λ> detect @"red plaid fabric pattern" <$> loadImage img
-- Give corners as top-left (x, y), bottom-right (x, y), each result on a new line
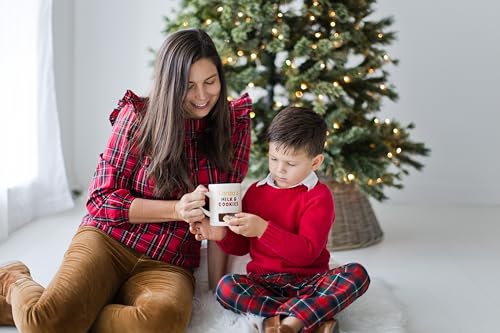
top-left (80, 90), bottom-right (252, 269)
top-left (216, 263), bottom-right (370, 333)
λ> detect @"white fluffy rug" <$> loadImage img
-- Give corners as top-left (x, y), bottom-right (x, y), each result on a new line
top-left (189, 248), bottom-right (407, 333)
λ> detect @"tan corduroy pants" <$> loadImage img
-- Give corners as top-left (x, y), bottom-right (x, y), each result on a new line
top-left (9, 227), bottom-right (195, 333)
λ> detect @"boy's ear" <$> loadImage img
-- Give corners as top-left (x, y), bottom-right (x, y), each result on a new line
top-left (311, 154), bottom-right (324, 171)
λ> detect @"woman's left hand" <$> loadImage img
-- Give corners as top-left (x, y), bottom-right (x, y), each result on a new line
top-left (189, 217), bottom-right (227, 241)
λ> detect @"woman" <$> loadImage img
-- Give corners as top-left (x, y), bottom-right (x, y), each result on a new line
top-left (0, 28), bottom-right (252, 333)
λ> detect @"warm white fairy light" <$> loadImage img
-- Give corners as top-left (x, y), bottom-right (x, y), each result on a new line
top-left (320, 63), bottom-right (326, 69)
top-left (373, 118), bottom-right (380, 124)
top-left (309, 15), bottom-right (316, 21)
top-left (343, 76), bottom-right (351, 83)
top-left (378, 33), bottom-right (384, 39)
top-left (314, 32), bottom-right (321, 38)
top-left (217, 6), bottom-right (224, 12)
top-left (272, 28), bottom-right (279, 36)
top-left (275, 101), bottom-right (283, 108)
top-left (205, 19), bottom-right (212, 25)
top-left (295, 91), bottom-right (303, 98)
top-left (226, 56), bottom-right (234, 63)
top-left (311, 44), bottom-right (318, 49)
top-left (393, 128), bottom-right (399, 134)
top-left (237, 50), bottom-right (244, 57)
top-left (333, 122), bottom-right (340, 129)
top-left (313, 1), bottom-right (319, 6)
top-left (300, 83), bottom-right (308, 90)
top-left (383, 54), bottom-right (390, 62)
top-left (387, 152), bottom-right (393, 158)
top-left (245, 17), bottom-right (251, 23)
top-left (333, 81), bottom-right (339, 87)
top-left (384, 118), bottom-right (391, 124)
top-left (250, 53), bottom-right (257, 60)
top-left (285, 59), bottom-right (292, 66)
top-left (227, 96), bottom-right (233, 101)
top-left (182, 21), bottom-right (189, 27)
top-left (367, 179), bottom-right (374, 186)
top-left (368, 68), bottom-right (375, 74)
top-left (347, 174), bottom-right (355, 181)
top-left (318, 94), bottom-right (324, 100)
top-left (330, 22), bottom-right (336, 27)
top-left (248, 82), bottom-right (255, 88)
top-left (277, 12), bottom-right (283, 18)
top-left (396, 147), bottom-right (402, 154)
top-left (329, 10), bottom-right (336, 17)
top-left (278, 34), bottom-right (284, 40)
top-left (249, 111), bottom-right (255, 119)
top-left (379, 84), bottom-right (386, 90)
top-left (237, 12), bottom-right (244, 17)
top-left (376, 178), bottom-right (383, 184)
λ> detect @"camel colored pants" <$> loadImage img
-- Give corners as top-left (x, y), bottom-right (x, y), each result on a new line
top-left (9, 227), bottom-right (195, 333)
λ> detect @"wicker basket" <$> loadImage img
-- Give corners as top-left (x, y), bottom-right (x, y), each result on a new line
top-left (323, 179), bottom-right (383, 251)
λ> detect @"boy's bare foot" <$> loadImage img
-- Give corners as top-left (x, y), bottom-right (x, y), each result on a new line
top-left (280, 316), bottom-right (304, 333)
top-left (263, 315), bottom-right (280, 333)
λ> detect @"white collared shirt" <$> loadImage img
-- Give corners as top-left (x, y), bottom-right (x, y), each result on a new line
top-left (256, 172), bottom-right (318, 190)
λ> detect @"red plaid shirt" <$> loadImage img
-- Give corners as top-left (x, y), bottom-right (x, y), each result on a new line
top-left (81, 90), bottom-right (252, 269)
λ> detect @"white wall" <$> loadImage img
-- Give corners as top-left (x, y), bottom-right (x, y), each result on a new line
top-left (53, 0), bottom-right (500, 205)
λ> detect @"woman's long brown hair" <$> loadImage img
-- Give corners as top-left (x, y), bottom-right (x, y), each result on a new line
top-left (136, 29), bottom-right (231, 197)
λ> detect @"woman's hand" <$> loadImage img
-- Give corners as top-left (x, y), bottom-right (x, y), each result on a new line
top-left (189, 217), bottom-right (227, 241)
top-left (226, 213), bottom-right (268, 238)
top-left (175, 185), bottom-right (207, 223)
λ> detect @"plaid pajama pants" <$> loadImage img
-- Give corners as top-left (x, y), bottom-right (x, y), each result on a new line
top-left (215, 263), bottom-right (370, 333)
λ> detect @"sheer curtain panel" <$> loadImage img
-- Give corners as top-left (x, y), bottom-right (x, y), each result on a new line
top-left (0, 0), bottom-right (73, 242)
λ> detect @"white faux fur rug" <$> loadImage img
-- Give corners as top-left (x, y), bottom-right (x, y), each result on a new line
top-left (189, 249), bottom-right (407, 333)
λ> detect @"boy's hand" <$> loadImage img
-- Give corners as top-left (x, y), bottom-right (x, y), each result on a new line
top-left (225, 213), bottom-right (268, 238)
top-left (189, 217), bottom-right (227, 241)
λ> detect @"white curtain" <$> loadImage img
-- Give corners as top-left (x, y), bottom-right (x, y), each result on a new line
top-left (0, 0), bottom-right (73, 242)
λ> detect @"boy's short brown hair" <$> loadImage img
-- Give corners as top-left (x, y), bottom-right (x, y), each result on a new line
top-left (266, 106), bottom-right (327, 157)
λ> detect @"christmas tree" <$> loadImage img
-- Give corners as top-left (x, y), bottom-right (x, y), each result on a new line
top-left (163, 0), bottom-right (430, 201)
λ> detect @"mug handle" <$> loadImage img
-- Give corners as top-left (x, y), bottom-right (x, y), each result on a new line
top-left (201, 192), bottom-right (211, 217)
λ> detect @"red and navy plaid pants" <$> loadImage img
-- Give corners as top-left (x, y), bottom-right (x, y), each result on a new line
top-left (215, 263), bottom-right (370, 333)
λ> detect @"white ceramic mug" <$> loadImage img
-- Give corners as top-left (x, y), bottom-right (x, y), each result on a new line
top-left (201, 183), bottom-right (242, 226)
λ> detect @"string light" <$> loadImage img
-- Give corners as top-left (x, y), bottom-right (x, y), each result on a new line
top-left (300, 83), bottom-right (308, 90)
top-left (343, 76), bottom-right (351, 83)
top-left (378, 33), bottom-right (384, 39)
top-left (309, 15), bottom-right (316, 21)
top-left (250, 53), bottom-right (257, 60)
top-left (368, 68), bottom-right (375, 74)
top-left (227, 96), bottom-right (233, 102)
top-left (217, 6), bottom-right (223, 12)
top-left (277, 12), bottom-right (283, 18)
top-left (376, 178), bottom-right (383, 184)
top-left (272, 28), bottom-right (279, 36)
top-left (368, 179), bottom-right (374, 186)
top-left (379, 84), bottom-right (386, 90)
top-left (393, 128), bottom-right (399, 134)
top-left (330, 22), bottom-right (336, 27)
top-left (285, 59), bottom-right (292, 66)
top-left (320, 63), bottom-right (326, 69)
top-left (347, 174), bottom-right (355, 181)
top-left (278, 34), bottom-right (284, 40)
top-left (384, 118), bottom-right (391, 124)
top-left (317, 94), bottom-right (324, 100)
top-left (387, 152), bottom-right (393, 158)
top-left (313, 1), bottom-right (319, 6)
top-left (248, 82), bottom-right (255, 88)
top-left (373, 118), bottom-right (380, 124)
top-left (249, 111), bottom-right (256, 119)
top-left (396, 147), bottom-right (402, 154)
top-left (314, 32), bottom-right (321, 38)
top-left (333, 122), bottom-right (340, 129)
top-left (237, 12), bottom-right (244, 17)
top-left (204, 19), bottom-right (212, 25)
top-left (311, 44), bottom-right (318, 49)
top-left (333, 81), bottom-right (339, 87)
top-left (329, 10), bottom-right (336, 17)
top-left (182, 21), bottom-right (189, 27)
top-left (237, 50), bottom-right (244, 57)
top-left (383, 54), bottom-right (390, 62)
top-left (295, 91), bottom-right (303, 98)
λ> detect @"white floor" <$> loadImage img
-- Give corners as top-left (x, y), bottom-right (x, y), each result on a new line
top-left (1, 199), bottom-right (499, 333)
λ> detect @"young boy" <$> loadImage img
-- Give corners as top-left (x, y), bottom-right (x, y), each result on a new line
top-left (191, 106), bottom-right (370, 333)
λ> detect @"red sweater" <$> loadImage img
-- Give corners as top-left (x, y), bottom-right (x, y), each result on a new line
top-left (217, 181), bottom-right (335, 275)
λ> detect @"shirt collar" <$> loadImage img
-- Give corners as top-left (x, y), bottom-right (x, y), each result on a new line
top-left (256, 172), bottom-right (318, 190)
